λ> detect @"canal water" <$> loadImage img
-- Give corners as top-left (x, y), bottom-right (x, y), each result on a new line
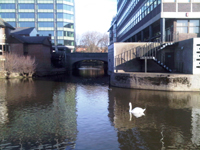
top-left (0, 66), bottom-right (200, 149)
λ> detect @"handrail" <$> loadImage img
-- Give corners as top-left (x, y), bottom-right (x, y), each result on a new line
top-left (115, 32), bottom-right (179, 68)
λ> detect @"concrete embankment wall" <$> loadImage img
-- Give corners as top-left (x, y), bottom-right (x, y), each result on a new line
top-left (110, 72), bottom-right (200, 91)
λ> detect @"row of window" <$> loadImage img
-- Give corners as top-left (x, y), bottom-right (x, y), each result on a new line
top-left (39, 31), bottom-right (74, 37)
top-left (7, 21), bottom-right (74, 28)
top-left (0, 0), bottom-right (74, 3)
top-left (0, 12), bottom-right (74, 20)
top-left (57, 22), bottom-right (74, 28)
top-left (0, 4), bottom-right (74, 11)
top-left (117, 0), bottom-right (140, 27)
top-left (177, 20), bottom-right (200, 33)
top-left (57, 40), bottom-right (74, 46)
top-left (57, 31), bottom-right (74, 37)
top-left (118, 0), bottom-right (161, 38)
top-left (39, 30), bottom-right (54, 36)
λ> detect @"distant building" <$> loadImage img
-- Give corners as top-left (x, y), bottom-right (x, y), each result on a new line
top-left (108, 0), bottom-right (200, 44)
top-left (0, 18), bottom-right (14, 57)
top-left (11, 27), bottom-right (38, 37)
top-left (0, 0), bottom-right (75, 51)
top-left (0, 18), bottom-right (52, 76)
top-left (8, 34), bottom-right (52, 75)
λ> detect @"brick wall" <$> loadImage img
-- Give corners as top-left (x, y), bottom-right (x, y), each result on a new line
top-left (27, 44), bottom-right (52, 72)
top-left (178, 33), bottom-right (198, 41)
top-left (10, 44), bottom-right (24, 55)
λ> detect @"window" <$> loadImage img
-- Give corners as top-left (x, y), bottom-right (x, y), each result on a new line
top-left (57, 31), bottom-right (63, 36)
top-left (63, 31), bottom-right (74, 37)
top-left (0, 4), bottom-right (15, 9)
top-left (57, 13), bottom-right (74, 20)
top-left (0, 13), bottom-right (15, 18)
top-left (177, 20), bottom-right (188, 33)
top-left (64, 0), bottom-right (73, 2)
top-left (57, 22), bottom-right (64, 27)
top-left (38, 4), bottom-right (54, 9)
top-left (39, 31), bottom-right (54, 36)
top-left (189, 20), bottom-right (199, 33)
top-left (64, 23), bottom-right (74, 28)
top-left (38, 22), bottom-right (54, 27)
top-left (57, 4), bottom-right (74, 11)
top-left (18, 4), bottom-right (34, 9)
top-left (19, 13), bottom-right (34, 18)
top-left (7, 22), bottom-right (16, 27)
top-left (64, 40), bottom-right (74, 46)
top-left (38, 13), bottom-right (54, 18)
top-left (57, 39), bottom-right (64, 45)
top-left (193, 0), bottom-right (200, 2)
top-left (19, 22), bottom-right (35, 27)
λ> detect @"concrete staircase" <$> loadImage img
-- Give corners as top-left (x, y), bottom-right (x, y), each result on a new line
top-left (138, 41), bottom-right (176, 72)
top-left (114, 33), bottom-right (179, 73)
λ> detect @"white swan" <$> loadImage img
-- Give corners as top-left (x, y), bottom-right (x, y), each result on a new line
top-left (129, 102), bottom-right (146, 115)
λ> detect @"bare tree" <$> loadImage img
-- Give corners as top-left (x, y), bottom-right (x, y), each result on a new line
top-left (79, 31), bottom-right (109, 53)
top-left (99, 33), bottom-right (109, 52)
top-left (4, 53), bottom-right (36, 78)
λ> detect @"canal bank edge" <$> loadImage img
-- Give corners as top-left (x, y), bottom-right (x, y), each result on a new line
top-left (110, 72), bottom-right (200, 91)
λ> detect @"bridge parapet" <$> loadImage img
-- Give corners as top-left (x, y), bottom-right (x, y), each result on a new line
top-left (66, 52), bottom-right (108, 71)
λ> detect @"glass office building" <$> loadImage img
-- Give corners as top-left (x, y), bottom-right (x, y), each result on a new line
top-left (0, 0), bottom-right (75, 50)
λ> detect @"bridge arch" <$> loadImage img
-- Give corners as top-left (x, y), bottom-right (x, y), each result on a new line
top-left (66, 53), bottom-right (108, 72)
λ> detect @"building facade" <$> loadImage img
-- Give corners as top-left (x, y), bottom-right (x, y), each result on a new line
top-left (0, 0), bottom-right (75, 51)
top-left (109, 0), bottom-right (200, 44)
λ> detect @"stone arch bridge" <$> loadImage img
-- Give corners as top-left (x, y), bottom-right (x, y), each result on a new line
top-left (66, 53), bottom-right (108, 71)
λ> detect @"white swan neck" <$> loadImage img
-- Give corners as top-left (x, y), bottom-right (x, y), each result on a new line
top-left (129, 102), bottom-right (132, 112)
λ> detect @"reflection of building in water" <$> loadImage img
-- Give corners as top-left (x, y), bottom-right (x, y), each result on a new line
top-left (0, 80), bottom-right (8, 124)
top-left (191, 108), bottom-right (200, 145)
top-left (0, 101), bottom-right (8, 124)
top-left (0, 79), bottom-right (77, 149)
top-left (108, 87), bottom-right (200, 149)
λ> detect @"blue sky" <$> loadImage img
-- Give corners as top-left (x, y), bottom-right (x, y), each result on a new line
top-left (75, 0), bottom-right (117, 36)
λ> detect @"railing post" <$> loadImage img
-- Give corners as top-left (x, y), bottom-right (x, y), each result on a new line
top-left (145, 57), bottom-right (147, 73)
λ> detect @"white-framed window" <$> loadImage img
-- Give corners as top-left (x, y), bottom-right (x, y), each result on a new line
top-left (177, 20), bottom-right (188, 33)
top-left (189, 20), bottom-right (199, 33)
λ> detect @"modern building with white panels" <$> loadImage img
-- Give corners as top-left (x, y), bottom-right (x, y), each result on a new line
top-left (108, 0), bottom-right (200, 91)
top-left (0, 0), bottom-right (75, 51)
top-left (109, 0), bottom-right (200, 44)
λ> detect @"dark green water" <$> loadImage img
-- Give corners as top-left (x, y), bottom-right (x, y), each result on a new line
top-left (0, 67), bottom-right (200, 149)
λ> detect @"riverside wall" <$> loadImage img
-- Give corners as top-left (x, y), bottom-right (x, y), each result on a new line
top-left (110, 72), bottom-right (200, 91)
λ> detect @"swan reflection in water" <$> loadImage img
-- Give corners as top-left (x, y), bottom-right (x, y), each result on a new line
top-left (129, 111), bottom-right (145, 121)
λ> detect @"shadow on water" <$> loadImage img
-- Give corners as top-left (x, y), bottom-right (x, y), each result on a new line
top-left (108, 87), bottom-right (200, 150)
top-left (0, 78), bottom-right (77, 149)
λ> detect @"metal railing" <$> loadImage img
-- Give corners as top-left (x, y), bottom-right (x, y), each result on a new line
top-left (137, 32), bottom-right (179, 58)
top-left (114, 32), bottom-right (179, 68)
top-left (115, 47), bottom-right (137, 67)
